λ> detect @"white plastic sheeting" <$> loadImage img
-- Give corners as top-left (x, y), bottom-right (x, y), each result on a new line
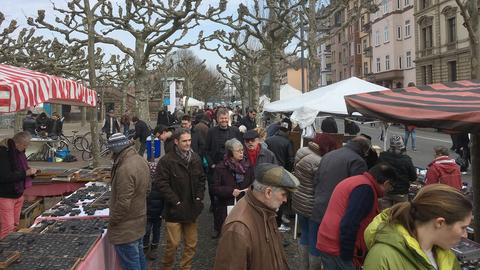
top-left (183, 96), bottom-right (205, 107)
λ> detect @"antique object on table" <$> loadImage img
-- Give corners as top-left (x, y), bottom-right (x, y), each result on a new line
top-left (0, 251), bottom-right (20, 269)
top-left (32, 218), bottom-right (107, 236)
top-left (452, 238), bottom-right (480, 262)
top-left (51, 169), bottom-right (79, 182)
top-left (7, 255), bottom-right (79, 270)
top-left (408, 181), bottom-right (425, 201)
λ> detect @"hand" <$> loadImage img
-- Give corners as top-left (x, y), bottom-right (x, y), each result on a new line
top-left (26, 168), bottom-right (38, 176)
top-left (195, 197), bottom-right (201, 201)
top-left (176, 201), bottom-right (181, 205)
top-left (232, 189), bottom-right (242, 197)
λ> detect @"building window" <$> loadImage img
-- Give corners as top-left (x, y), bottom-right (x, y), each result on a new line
top-left (363, 39), bottom-right (367, 49)
top-left (364, 62), bottom-right (369, 75)
top-left (375, 31), bottom-right (380, 46)
top-left (422, 65), bottom-right (433, 84)
top-left (420, 0), bottom-right (430, 9)
top-left (421, 25), bottom-right (433, 49)
top-left (338, 33), bottom-right (341, 43)
top-left (404, 0), bottom-right (410, 6)
top-left (376, 58), bottom-right (381, 72)
top-left (397, 0), bottom-right (401, 9)
top-left (383, 0), bottom-right (389, 14)
top-left (339, 71), bottom-right (343, 80)
top-left (357, 44), bottom-right (361, 54)
top-left (399, 56), bottom-right (403, 69)
top-left (405, 20), bottom-right (411, 37)
top-left (384, 26), bottom-right (389, 43)
top-left (406, 51), bottom-right (412, 68)
top-left (339, 51), bottom-right (342, 63)
top-left (385, 55), bottom-right (390, 70)
top-left (447, 17), bottom-right (457, 43)
top-left (396, 26), bottom-right (402, 40)
top-left (448, 61), bottom-right (457, 81)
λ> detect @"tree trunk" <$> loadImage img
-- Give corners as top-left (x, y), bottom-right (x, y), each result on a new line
top-left (81, 107), bottom-right (87, 127)
top-left (120, 87), bottom-right (127, 115)
top-left (14, 111), bottom-right (25, 134)
top-left (84, 0), bottom-right (100, 168)
top-left (134, 38), bottom-right (150, 121)
top-left (100, 88), bottom-right (105, 123)
top-left (270, 50), bottom-right (281, 101)
top-left (307, 0), bottom-right (320, 91)
top-left (251, 65), bottom-right (260, 111)
top-left (184, 79), bottom-right (190, 114)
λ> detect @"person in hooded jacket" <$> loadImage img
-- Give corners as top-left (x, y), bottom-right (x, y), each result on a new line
top-left (377, 135), bottom-right (417, 209)
top-left (143, 161), bottom-right (164, 260)
top-left (22, 111), bottom-right (37, 136)
top-left (363, 184), bottom-right (471, 270)
top-left (425, 146), bottom-right (462, 190)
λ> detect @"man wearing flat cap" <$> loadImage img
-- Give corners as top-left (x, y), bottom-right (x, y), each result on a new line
top-left (243, 129), bottom-right (277, 168)
top-left (214, 163), bottom-right (299, 270)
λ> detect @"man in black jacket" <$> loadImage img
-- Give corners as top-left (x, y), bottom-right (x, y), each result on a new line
top-left (22, 111), bottom-right (37, 136)
top-left (240, 108), bottom-right (257, 131)
top-left (102, 109), bottom-right (120, 139)
top-left (265, 122), bottom-right (294, 172)
top-left (132, 116), bottom-right (151, 157)
top-left (180, 115), bottom-right (204, 157)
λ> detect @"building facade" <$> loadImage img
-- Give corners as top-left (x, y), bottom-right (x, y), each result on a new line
top-left (370, 0), bottom-right (416, 89)
top-left (414, 0), bottom-right (471, 84)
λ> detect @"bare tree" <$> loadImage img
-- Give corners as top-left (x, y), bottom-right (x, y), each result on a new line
top-left (29, 0), bottom-right (225, 121)
top-left (194, 68), bottom-right (226, 105)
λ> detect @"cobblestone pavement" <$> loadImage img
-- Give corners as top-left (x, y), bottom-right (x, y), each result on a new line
top-left (146, 196), bottom-right (301, 270)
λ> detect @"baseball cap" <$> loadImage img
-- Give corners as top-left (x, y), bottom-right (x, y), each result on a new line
top-left (254, 163), bottom-right (300, 192)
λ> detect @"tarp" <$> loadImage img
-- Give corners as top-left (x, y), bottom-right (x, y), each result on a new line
top-left (183, 96), bottom-right (204, 107)
top-left (344, 80), bottom-right (480, 133)
top-left (260, 84), bottom-right (302, 106)
top-left (264, 77), bottom-right (388, 128)
top-left (0, 64), bottom-right (97, 113)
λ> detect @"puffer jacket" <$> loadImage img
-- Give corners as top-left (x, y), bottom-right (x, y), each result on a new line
top-left (377, 150), bottom-right (417, 194)
top-left (292, 142), bottom-right (322, 217)
top-left (425, 156), bottom-right (462, 190)
top-left (364, 210), bottom-right (461, 270)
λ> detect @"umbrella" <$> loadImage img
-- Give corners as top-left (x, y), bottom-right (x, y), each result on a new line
top-left (0, 64), bottom-right (97, 113)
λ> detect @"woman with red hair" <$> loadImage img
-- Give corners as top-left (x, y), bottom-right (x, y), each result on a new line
top-left (292, 133), bottom-right (338, 269)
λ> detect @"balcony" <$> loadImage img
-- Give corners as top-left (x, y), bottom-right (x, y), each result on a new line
top-left (363, 46), bottom-right (372, 57)
top-left (418, 48), bottom-right (433, 57)
top-left (362, 22), bottom-right (371, 33)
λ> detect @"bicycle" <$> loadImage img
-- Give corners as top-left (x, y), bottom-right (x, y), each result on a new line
top-left (81, 133), bottom-right (109, 161)
top-left (57, 130), bottom-right (89, 151)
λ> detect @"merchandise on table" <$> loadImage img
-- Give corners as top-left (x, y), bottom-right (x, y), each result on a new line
top-left (7, 256), bottom-right (79, 270)
top-left (32, 218), bottom-right (107, 235)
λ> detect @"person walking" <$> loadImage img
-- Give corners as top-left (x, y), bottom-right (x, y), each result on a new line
top-left (265, 122), bottom-right (294, 172)
top-left (181, 115), bottom-right (205, 156)
top-left (425, 146), bottom-right (462, 190)
top-left (316, 163), bottom-right (397, 269)
top-left (292, 133), bottom-right (337, 270)
top-left (102, 109), bottom-right (121, 139)
top-left (107, 133), bottom-right (150, 270)
top-left (154, 128), bottom-right (206, 270)
top-left (214, 163), bottom-right (300, 270)
top-left (243, 130), bottom-right (277, 167)
top-left (310, 136), bottom-right (370, 252)
top-left (240, 108), bottom-right (257, 131)
top-left (212, 138), bottom-right (254, 238)
top-left (404, 125), bottom-right (417, 151)
top-left (153, 125), bottom-right (175, 156)
top-left (0, 132), bottom-right (37, 239)
top-left (132, 116), bottom-right (151, 157)
top-left (363, 184), bottom-right (472, 270)
top-left (377, 135), bottom-right (417, 209)
top-left (143, 162), bottom-right (164, 260)
top-left (120, 109), bottom-right (131, 135)
top-left (321, 116), bottom-right (338, 133)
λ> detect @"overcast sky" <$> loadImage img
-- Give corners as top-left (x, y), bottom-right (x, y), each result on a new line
top-left (1, 0), bottom-right (246, 70)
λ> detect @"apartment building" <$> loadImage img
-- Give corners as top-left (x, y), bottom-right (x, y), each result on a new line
top-left (370, 0), bottom-right (416, 89)
top-left (359, 12), bottom-right (372, 80)
top-left (414, 0), bottom-right (471, 84)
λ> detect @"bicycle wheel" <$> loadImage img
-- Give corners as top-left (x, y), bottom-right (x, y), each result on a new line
top-left (58, 140), bottom-right (69, 150)
top-left (82, 150), bottom-right (93, 161)
top-left (80, 132), bottom-right (91, 151)
top-left (73, 136), bottom-right (89, 151)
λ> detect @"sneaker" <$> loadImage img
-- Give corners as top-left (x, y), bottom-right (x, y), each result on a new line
top-left (412, 148), bottom-right (417, 152)
top-left (281, 215), bottom-right (290, 224)
top-left (278, 224), bottom-right (291, 232)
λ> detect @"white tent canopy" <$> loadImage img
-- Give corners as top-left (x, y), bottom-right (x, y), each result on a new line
top-left (263, 77), bottom-right (388, 128)
top-left (183, 96), bottom-right (204, 107)
top-left (260, 84), bottom-right (301, 106)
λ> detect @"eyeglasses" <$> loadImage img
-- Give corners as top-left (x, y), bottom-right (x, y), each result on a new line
top-left (233, 148), bottom-right (244, 153)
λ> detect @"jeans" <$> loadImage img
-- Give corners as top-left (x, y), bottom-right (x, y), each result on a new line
top-left (319, 252), bottom-right (356, 270)
top-left (114, 238), bottom-right (146, 270)
top-left (301, 217), bottom-right (321, 256)
top-left (0, 196), bottom-right (24, 239)
top-left (404, 129), bottom-right (416, 150)
top-left (143, 218), bottom-right (161, 246)
top-left (163, 222), bottom-right (198, 270)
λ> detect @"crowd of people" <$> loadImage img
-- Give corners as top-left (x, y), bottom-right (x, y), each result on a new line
top-left (1, 104), bottom-right (472, 270)
top-left (22, 110), bottom-right (63, 137)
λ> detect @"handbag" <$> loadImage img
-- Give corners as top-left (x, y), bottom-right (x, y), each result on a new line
top-left (227, 197), bottom-right (237, 215)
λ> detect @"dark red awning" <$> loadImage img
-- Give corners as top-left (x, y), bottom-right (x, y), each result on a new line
top-left (344, 80), bottom-right (480, 133)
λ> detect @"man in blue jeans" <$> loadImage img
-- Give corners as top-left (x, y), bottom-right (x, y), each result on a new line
top-left (107, 133), bottom-right (150, 270)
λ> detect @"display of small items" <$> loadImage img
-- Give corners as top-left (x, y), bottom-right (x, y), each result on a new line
top-left (1, 232), bottom-right (99, 260)
top-left (7, 256), bottom-right (79, 270)
top-left (32, 218), bottom-right (107, 235)
top-left (452, 238), bottom-right (480, 269)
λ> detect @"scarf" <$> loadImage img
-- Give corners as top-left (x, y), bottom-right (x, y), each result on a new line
top-left (224, 154), bottom-right (249, 175)
top-left (247, 144), bottom-right (261, 167)
top-left (175, 146), bottom-right (193, 163)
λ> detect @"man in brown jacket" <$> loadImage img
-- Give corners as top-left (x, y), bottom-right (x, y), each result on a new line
top-left (155, 128), bottom-right (206, 270)
top-left (107, 133), bottom-right (150, 270)
top-left (214, 163), bottom-right (300, 270)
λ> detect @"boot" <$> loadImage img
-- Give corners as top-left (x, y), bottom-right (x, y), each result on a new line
top-left (148, 243), bottom-right (159, 260)
top-left (298, 244), bottom-right (309, 270)
top-left (309, 254), bottom-right (323, 270)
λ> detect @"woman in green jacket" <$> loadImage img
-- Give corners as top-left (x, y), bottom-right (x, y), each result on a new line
top-left (363, 184), bottom-right (472, 270)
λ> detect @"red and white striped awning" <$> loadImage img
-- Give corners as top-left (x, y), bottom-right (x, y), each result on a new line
top-left (0, 64), bottom-right (97, 113)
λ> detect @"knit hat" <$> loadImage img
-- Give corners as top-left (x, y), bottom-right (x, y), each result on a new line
top-left (254, 163), bottom-right (300, 192)
top-left (107, 133), bottom-right (131, 154)
top-left (389, 135), bottom-right (405, 150)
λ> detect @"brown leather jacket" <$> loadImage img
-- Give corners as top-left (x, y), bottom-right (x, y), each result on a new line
top-left (214, 191), bottom-right (289, 270)
top-left (107, 146), bottom-right (150, 245)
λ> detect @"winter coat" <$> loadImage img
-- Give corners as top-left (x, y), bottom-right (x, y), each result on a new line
top-left (378, 150), bottom-right (417, 194)
top-left (0, 139), bottom-right (29, 199)
top-left (240, 116), bottom-right (256, 130)
top-left (363, 210), bottom-right (461, 270)
top-left (212, 162), bottom-right (254, 231)
top-left (22, 116), bottom-right (37, 136)
top-left (154, 150), bottom-right (206, 223)
top-left (194, 121), bottom-right (209, 142)
top-left (292, 142), bottom-right (322, 218)
top-left (206, 126), bottom-right (242, 167)
top-left (147, 162), bottom-right (164, 220)
top-left (214, 191), bottom-right (289, 270)
top-left (47, 119), bottom-right (63, 137)
top-left (256, 145), bottom-right (278, 167)
top-left (425, 156), bottom-right (462, 190)
top-left (190, 129), bottom-right (205, 157)
top-left (265, 130), bottom-right (295, 171)
top-left (102, 116), bottom-right (120, 135)
top-left (156, 110), bottom-right (172, 126)
top-left (310, 141), bottom-right (368, 223)
top-left (108, 146), bottom-right (150, 245)
top-left (133, 120), bottom-right (151, 143)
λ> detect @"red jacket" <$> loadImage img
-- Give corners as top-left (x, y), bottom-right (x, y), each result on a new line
top-left (425, 156), bottom-right (462, 190)
top-left (316, 172), bottom-right (381, 266)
